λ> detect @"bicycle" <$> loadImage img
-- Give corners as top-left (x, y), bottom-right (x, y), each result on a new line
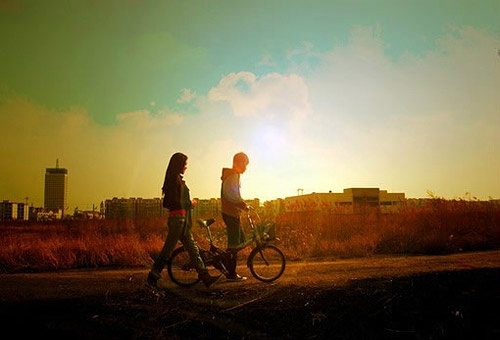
top-left (167, 208), bottom-right (286, 287)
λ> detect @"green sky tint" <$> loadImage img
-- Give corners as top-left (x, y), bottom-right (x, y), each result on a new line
top-left (2, 0), bottom-right (498, 124)
top-left (1, 0), bottom-right (499, 210)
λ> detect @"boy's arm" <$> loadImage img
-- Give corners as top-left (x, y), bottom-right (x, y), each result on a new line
top-left (222, 174), bottom-right (248, 210)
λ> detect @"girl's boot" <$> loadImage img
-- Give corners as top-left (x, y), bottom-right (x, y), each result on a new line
top-left (199, 270), bottom-right (221, 288)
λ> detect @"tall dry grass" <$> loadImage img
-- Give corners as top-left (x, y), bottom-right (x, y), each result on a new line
top-left (0, 198), bottom-right (498, 273)
top-left (277, 198), bottom-right (500, 260)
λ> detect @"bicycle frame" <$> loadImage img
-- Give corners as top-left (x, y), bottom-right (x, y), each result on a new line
top-left (167, 209), bottom-right (285, 287)
top-left (199, 210), bottom-right (277, 253)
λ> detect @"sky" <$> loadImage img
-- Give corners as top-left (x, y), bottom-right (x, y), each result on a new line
top-left (1, 0), bottom-right (499, 212)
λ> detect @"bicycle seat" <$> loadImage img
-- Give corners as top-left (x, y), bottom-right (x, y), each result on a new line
top-left (196, 218), bottom-right (216, 228)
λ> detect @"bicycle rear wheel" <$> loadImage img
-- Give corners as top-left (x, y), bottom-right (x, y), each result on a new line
top-left (167, 247), bottom-right (200, 287)
top-left (248, 244), bottom-right (286, 282)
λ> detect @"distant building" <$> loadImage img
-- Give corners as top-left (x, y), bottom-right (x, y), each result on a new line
top-left (193, 198), bottom-right (220, 219)
top-left (73, 205), bottom-right (104, 220)
top-left (0, 200), bottom-right (29, 221)
top-left (283, 188), bottom-right (405, 214)
top-left (104, 196), bottom-right (261, 219)
top-left (104, 197), bottom-right (166, 219)
top-left (44, 159), bottom-right (68, 217)
top-left (262, 198), bottom-right (285, 218)
top-left (193, 197), bottom-right (260, 219)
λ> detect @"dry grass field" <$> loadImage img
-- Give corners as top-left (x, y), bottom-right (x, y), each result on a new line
top-left (1, 199), bottom-right (499, 338)
top-left (1, 198), bottom-right (498, 273)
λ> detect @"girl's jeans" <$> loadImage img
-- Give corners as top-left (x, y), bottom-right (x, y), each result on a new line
top-left (150, 215), bottom-right (206, 279)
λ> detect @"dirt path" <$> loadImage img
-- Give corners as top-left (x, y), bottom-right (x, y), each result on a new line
top-left (1, 250), bottom-right (499, 302)
top-left (1, 250), bottom-right (499, 339)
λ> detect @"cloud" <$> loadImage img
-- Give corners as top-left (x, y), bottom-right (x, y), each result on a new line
top-left (1, 24), bottom-right (498, 208)
top-left (300, 25), bottom-right (500, 198)
top-left (258, 52), bottom-right (276, 67)
top-left (207, 71), bottom-right (312, 124)
top-left (0, 96), bottom-right (187, 209)
top-left (177, 88), bottom-right (196, 104)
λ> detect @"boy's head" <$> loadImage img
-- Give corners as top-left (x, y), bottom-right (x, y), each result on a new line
top-left (233, 152), bottom-right (249, 174)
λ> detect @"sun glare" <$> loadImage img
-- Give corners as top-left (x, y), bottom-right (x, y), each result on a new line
top-left (254, 125), bottom-right (288, 160)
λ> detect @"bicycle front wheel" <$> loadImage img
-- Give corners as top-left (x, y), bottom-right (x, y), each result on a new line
top-left (248, 244), bottom-right (286, 282)
top-left (167, 247), bottom-right (200, 287)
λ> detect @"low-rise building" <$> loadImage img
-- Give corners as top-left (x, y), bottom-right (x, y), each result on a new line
top-left (0, 200), bottom-right (29, 220)
top-left (104, 196), bottom-right (261, 220)
top-left (104, 197), bottom-right (166, 219)
top-left (283, 188), bottom-right (405, 214)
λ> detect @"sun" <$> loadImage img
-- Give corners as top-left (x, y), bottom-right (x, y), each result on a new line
top-left (252, 124), bottom-right (288, 160)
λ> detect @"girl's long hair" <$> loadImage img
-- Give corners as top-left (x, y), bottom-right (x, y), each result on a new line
top-left (162, 152), bottom-right (187, 194)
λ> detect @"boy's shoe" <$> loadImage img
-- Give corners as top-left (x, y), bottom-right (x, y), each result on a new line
top-left (226, 274), bottom-right (247, 282)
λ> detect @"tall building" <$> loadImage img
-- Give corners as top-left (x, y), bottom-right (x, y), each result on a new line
top-left (44, 159), bottom-right (68, 216)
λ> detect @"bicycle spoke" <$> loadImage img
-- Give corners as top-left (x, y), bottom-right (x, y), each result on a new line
top-left (249, 245), bottom-right (286, 282)
top-left (256, 249), bottom-right (270, 266)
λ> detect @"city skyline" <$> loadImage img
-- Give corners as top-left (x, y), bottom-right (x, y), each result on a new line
top-left (1, 1), bottom-right (499, 211)
top-left (4, 164), bottom-right (497, 214)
